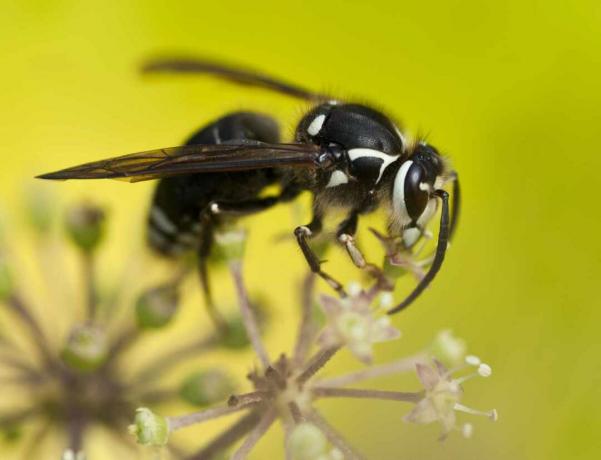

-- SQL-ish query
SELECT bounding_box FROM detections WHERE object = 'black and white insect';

[39,57,460,315]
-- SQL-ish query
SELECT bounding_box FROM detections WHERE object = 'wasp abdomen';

[147,112,281,257]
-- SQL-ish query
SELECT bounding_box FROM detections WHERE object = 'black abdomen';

[147,112,281,256]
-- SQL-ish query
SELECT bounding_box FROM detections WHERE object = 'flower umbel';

[0,200,241,458]
[135,241,497,459]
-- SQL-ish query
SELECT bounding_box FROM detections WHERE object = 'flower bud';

[213,228,246,262]
[430,330,467,368]
[179,369,235,407]
[219,316,250,349]
[61,324,107,372]
[62,449,86,460]
[289,423,327,460]
[128,408,169,447]
[65,204,105,252]
[0,253,13,301]
[135,284,179,329]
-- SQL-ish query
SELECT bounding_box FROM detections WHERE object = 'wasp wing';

[37,142,323,182]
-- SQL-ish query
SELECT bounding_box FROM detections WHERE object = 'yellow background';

[1,1,600,459]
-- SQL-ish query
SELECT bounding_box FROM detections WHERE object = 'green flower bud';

[135,285,179,329]
[0,253,13,301]
[61,324,107,372]
[289,423,327,460]
[179,369,236,407]
[218,295,269,349]
[128,407,169,447]
[219,316,250,349]
[213,228,246,261]
[65,204,105,252]
[430,329,467,368]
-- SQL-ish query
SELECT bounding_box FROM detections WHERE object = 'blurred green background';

[1,1,600,459]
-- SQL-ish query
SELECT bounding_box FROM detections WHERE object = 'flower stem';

[186,411,262,460]
[292,273,317,366]
[231,409,276,460]
[168,403,260,432]
[6,295,53,365]
[83,251,97,321]
[296,345,340,386]
[305,409,366,460]
[230,260,270,369]
[316,352,427,387]
[312,386,423,403]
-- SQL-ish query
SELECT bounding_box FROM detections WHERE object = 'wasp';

[39,57,460,315]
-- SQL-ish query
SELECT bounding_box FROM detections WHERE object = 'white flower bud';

[289,423,327,460]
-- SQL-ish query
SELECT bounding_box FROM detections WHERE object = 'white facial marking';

[326,170,349,188]
[307,114,326,136]
[392,160,413,226]
[347,148,399,184]
[210,203,220,214]
[417,198,438,227]
[419,182,431,192]
[403,227,422,248]
[150,207,177,234]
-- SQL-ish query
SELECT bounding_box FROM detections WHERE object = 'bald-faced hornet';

[39,57,460,315]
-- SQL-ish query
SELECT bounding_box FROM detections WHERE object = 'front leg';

[336,213,393,291]
[294,215,346,297]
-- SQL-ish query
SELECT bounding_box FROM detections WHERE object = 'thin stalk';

[187,411,262,460]
[6,295,53,365]
[230,261,270,368]
[305,409,366,460]
[296,346,340,386]
[82,251,97,320]
[312,386,423,403]
[231,409,276,460]
[316,352,427,387]
[292,273,317,366]
[168,403,260,432]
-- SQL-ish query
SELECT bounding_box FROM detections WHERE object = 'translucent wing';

[37,142,324,182]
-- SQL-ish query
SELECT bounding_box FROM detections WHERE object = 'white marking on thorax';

[326,170,349,188]
[150,207,177,234]
[307,114,326,136]
[392,160,412,226]
[347,148,399,184]
[393,124,407,148]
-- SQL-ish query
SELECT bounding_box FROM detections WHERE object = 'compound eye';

[404,163,430,221]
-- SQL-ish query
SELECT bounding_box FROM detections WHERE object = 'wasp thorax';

[295,102,404,155]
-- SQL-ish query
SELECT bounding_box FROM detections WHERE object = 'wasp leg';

[336,213,393,291]
[195,213,228,332]
[294,217,346,297]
